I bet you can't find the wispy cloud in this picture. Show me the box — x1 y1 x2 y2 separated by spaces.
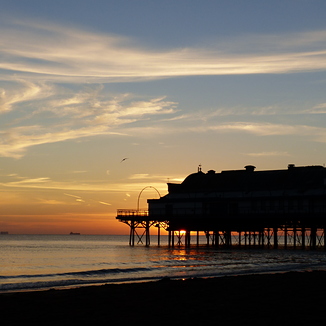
2 19 326 159
5 177 51 185
0 123 124 158
36 198 66 205
98 201 112 206
195 122 326 142
0 86 177 158
306 103 326 114
0 80 53 113
0 173 169 194
181 106 282 119
246 151 291 157
205 122 300 135
1 21 326 82
64 193 82 199
129 174 150 180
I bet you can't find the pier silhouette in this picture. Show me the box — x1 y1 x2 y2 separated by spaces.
117 164 326 249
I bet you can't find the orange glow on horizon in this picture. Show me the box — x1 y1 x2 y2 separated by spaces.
0 213 130 235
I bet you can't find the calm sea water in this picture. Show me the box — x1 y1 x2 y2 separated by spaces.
1 234 326 292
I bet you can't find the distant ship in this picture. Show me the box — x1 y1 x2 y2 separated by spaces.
0 231 9 235
70 232 80 235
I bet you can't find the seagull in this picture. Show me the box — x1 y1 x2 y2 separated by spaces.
120 157 128 163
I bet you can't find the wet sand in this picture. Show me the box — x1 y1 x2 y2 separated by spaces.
1 271 326 325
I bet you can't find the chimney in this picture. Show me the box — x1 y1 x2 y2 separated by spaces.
245 165 256 172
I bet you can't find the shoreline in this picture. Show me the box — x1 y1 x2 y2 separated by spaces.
1 271 326 325
1 267 321 295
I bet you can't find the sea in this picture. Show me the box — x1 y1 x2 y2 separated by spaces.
1 234 326 293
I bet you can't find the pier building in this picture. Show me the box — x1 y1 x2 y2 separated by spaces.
116 164 326 249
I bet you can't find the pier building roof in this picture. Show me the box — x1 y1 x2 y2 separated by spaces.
166 164 326 194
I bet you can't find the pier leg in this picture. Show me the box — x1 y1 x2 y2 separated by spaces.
212 231 215 246
157 224 161 246
206 231 210 246
310 226 317 250
273 227 278 249
185 231 191 247
302 226 306 250
145 220 150 246
168 230 171 247
129 221 135 246
267 228 271 248
224 231 231 247
177 231 182 246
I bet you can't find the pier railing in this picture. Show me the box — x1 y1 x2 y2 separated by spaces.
117 209 149 217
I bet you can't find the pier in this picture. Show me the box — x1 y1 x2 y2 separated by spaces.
116 164 326 249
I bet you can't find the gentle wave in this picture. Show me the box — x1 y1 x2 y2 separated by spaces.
0 267 153 280
0 275 164 292
2 262 325 293
0 264 326 292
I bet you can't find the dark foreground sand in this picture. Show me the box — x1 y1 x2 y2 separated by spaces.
1 271 326 325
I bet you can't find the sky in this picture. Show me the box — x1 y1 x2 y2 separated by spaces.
1 0 326 234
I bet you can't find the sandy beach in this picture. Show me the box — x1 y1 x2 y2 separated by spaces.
1 271 326 325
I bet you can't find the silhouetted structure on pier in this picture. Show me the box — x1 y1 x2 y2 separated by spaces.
116 164 326 249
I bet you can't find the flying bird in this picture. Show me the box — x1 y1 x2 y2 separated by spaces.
120 157 128 163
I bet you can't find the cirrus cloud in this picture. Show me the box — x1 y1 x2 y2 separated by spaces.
1 20 326 82
0 84 178 158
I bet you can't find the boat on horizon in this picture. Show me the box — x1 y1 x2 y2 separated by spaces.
69 232 80 235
